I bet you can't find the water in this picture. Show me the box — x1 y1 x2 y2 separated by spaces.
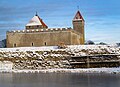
0 73 120 87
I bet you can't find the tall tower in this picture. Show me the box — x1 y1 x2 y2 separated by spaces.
72 10 85 44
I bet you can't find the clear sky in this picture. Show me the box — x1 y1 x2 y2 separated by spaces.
0 0 120 44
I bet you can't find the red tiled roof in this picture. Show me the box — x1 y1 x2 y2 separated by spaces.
37 16 48 28
73 11 84 21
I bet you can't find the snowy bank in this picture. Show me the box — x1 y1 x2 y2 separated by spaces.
0 68 120 74
0 45 120 70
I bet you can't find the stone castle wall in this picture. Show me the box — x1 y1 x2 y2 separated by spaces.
7 28 81 47
72 20 85 45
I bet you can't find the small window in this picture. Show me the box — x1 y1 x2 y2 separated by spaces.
32 43 34 46
13 44 16 47
45 42 47 46
37 25 39 28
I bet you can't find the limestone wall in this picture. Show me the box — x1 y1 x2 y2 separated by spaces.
72 20 85 44
7 29 81 48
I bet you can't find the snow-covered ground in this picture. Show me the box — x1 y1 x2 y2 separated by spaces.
0 46 58 52
0 45 120 73
0 68 120 74
0 45 120 54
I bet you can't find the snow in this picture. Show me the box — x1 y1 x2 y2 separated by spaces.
0 45 119 54
0 45 120 60
0 68 120 74
26 15 42 26
0 46 58 52
0 61 13 70
66 45 120 55
0 45 120 73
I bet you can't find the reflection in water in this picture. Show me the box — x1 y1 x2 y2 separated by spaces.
87 74 90 87
0 73 120 87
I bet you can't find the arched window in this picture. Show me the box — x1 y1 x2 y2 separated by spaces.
13 43 16 47
45 42 47 46
32 43 34 46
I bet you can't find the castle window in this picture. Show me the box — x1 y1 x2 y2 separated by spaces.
45 42 47 46
32 43 34 46
13 44 16 47
37 25 39 28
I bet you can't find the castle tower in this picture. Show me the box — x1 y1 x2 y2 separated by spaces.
25 13 48 30
72 10 85 44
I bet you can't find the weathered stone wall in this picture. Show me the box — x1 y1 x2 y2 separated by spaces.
7 30 81 48
71 32 81 45
72 20 85 45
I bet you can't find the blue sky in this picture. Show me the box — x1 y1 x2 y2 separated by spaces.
0 0 120 44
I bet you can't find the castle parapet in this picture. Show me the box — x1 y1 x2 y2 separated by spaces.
7 27 73 33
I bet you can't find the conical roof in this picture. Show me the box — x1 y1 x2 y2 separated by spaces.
26 14 48 27
73 11 84 21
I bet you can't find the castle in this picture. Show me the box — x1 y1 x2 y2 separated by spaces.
6 10 85 48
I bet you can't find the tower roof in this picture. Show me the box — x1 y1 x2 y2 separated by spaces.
26 14 48 27
73 10 84 21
